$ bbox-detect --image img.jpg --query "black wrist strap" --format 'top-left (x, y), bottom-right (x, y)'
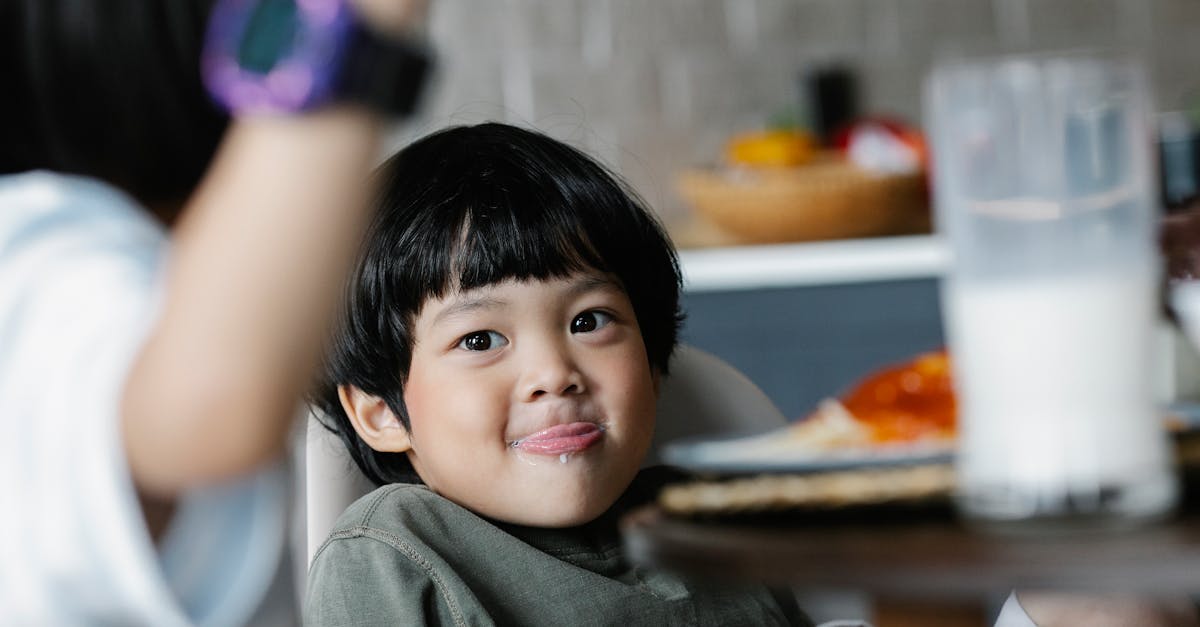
top-left (339, 29), bottom-right (433, 117)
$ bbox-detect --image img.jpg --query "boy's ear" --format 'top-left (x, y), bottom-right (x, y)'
top-left (337, 385), bottom-right (412, 453)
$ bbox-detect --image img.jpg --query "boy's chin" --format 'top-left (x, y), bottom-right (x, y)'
top-left (523, 502), bottom-right (613, 528)
top-left (459, 484), bottom-right (628, 528)
top-left (423, 456), bottom-right (645, 528)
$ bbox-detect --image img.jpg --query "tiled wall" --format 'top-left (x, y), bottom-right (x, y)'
top-left (393, 0), bottom-right (1200, 224)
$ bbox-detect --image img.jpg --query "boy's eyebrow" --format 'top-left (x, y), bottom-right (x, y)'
top-left (431, 275), bottom-right (621, 327)
top-left (569, 274), bottom-right (622, 297)
top-left (430, 296), bottom-right (507, 327)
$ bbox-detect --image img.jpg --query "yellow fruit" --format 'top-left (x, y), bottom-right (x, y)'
top-left (725, 130), bottom-right (817, 167)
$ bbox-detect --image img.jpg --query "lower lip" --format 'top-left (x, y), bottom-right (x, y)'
top-left (512, 422), bottom-right (604, 456)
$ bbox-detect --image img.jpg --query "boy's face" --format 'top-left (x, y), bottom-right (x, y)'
top-left (349, 271), bottom-right (658, 527)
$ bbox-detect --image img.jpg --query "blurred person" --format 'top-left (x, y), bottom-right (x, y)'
top-left (305, 123), bottom-right (812, 625)
top-left (0, 0), bottom-right (429, 623)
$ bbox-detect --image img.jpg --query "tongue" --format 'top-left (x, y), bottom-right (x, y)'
top-left (515, 422), bottom-right (603, 455)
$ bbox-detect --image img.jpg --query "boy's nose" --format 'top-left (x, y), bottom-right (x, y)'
top-left (519, 344), bottom-right (586, 401)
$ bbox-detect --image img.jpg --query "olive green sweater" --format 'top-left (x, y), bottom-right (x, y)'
top-left (305, 469), bottom-right (810, 626)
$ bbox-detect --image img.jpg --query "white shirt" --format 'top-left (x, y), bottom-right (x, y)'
top-left (0, 172), bottom-right (292, 625)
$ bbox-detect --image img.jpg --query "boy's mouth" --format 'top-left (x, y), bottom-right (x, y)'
top-left (509, 422), bottom-right (605, 455)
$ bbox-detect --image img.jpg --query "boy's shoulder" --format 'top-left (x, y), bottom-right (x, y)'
top-left (306, 484), bottom-right (501, 626)
top-left (324, 482), bottom-right (474, 540)
top-left (309, 483), bottom-right (500, 586)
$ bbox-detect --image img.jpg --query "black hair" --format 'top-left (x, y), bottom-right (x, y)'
top-left (0, 0), bottom-right (227, 210)
top-left (311, 122), bottom-right (684, 486)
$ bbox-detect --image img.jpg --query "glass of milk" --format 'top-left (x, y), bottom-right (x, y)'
top-left (925, 51), bottom-right (1178, 530)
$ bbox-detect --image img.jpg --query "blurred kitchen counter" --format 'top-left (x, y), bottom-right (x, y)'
top-left (669, 223), bottom-right (948, 293)
top-left (666, 225), bottom-right (1200, 419)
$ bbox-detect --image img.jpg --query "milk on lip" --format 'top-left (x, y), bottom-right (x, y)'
top-left (507, 422), bottom-right (605, 459)
top-left (509, 426), bottom-right (604, 466)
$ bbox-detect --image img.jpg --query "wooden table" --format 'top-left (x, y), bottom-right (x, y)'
top-left (621, 501), bottom-right (1200, 625)
top-left (622, 504), bottom-right (1200, 597)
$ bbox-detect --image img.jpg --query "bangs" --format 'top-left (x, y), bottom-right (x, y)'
top-left (451, 202), bottom-right (608, 292)
top-left (386, 146), bottom-right (632, 307)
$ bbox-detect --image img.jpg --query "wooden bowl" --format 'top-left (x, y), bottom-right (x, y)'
top-left (677, 157), bottom-right (929, 244)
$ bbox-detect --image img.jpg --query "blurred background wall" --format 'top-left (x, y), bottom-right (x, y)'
top-left (386, 0), bottom-right (1200, 423)
top-left (397, 0), bottom-right (1200, 226)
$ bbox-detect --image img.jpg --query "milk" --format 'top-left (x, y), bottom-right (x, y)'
top-left (944, 271), bottom-right (1177, 525)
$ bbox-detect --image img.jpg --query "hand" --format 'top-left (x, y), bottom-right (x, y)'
top-left (351, 0), bottom-right (429, 38)
top-left (1017, 592), bottom-right (1199, 627)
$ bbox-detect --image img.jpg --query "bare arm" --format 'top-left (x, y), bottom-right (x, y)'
top-left (118, 0), bottom-right (427, 509)
top-left (122, 108), bottom-right (383, 499)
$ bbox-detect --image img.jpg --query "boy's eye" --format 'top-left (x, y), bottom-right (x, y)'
top-left (457, 330), bottom-right (508, 352)
top-left (570, 310), bottom-right (613, 334)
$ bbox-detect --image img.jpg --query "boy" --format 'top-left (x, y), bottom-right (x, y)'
top-left (306, 123), bottom-right (810, 625)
